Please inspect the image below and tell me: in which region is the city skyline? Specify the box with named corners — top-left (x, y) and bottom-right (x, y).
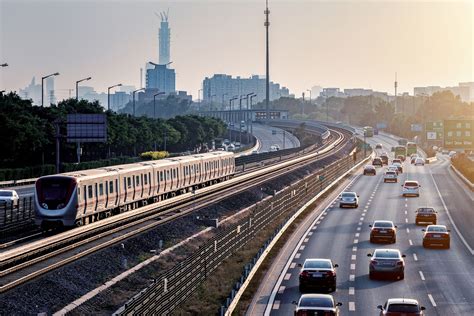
top-left (1, 0), bottom-right (472, 101)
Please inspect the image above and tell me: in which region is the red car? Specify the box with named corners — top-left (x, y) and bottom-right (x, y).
top-left (378, 298), bottom-right (426, 315)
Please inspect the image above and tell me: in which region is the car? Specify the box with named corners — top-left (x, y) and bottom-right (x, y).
top-left (368, 248), bottom-right (406, 280)
top-left (422, 225), bottom-right (451, 249)
top-left (370, 220), bottom-right (397, 243)
top-left (339, 191), bottom-right (359, 208)
top-left (377, 298), bottom-right (426, 315)
top-left (383, 171), bottom-right (398, 183)
top-left (442, 149), bottom-right (449, 155)
top-left (402, 180), bottom-right (420, 197)
top-left (0, 189), bottom-right (19, 207)
top-left (410, 156), bottom-right (418, 164)
top-left (372, 157), bottom-right (383, 167)
top-left (380, 154), bottom-right (389, 165)
top-left (392, 158), bottom-right (402, 165)
top-left (448, 151), bottom-right (457, 158)
top-left (414, 158), bottom-right (425, 166)
top-left (269, 144), bottom-right (280, 152)
top-left (415, 207), bottom-right (437, 225)
top-left (396, 155), bottom-right (406, 162)
top-left (392, 162), bottom-right (403, 173)
top-left (251, 150), bottom-right (259, 154)
top-left (375, 143), bottom-right (383, 149)
top-left (363, 165), bottom-right (376, 175)
top-left (298, 258), bottom-right (338, 292)
top-left (387, 165), bottom-right (399, 175)
top-left (293, 294), bottom-right (342, 316)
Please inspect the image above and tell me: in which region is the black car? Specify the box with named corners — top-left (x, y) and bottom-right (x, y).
top-left (415, 207), bottom-right (437, 225)
top-left (370, 220), bottom-right (397, 243)
top-left (372, 157), bottom-right (383, 167)
top-left (363, 165), bottom-right (376, 175)
top-left (380, 154), bottom-right (389, 165)
top-left (299, 258), bottom-right (338, 292)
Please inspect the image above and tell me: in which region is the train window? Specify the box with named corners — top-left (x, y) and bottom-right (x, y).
top-left (127, 177), bottom-right (132, 188)
top-left (88, 185), bottom-right (93, 199)
top-left (167, 170), bottom-right (170, 180)
top-left (99, 183), bottom-right (104, 196)
top-left (109, 181), bottom-right (114, 194)
top-left (83, 185), bottom-right (86, 200)
top-left (136, 176), bottom-right (140, 185)
top-left (124, 178), bottom-right (127, 191)
top-left (144, 174), bottom-right (148, 185)
top-left (160, 171), bottom-right (163, 181)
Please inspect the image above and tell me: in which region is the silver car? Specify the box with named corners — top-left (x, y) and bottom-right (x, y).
top-left (339, 192), bottom-right (359, 208)
top-left (368, 248), bottom-right (406, 280)
top-left (0, 189), bottom-right (19, 207)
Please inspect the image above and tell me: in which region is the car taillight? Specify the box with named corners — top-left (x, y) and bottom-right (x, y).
top-left (300, 271), bottom-right (309, 278)
top-left (297, 311), bottom-right (308, 316)
top-left (396, 261), bottom-right (404, 266)
top-left (326, 270), bottom-right (335, 277)
top-left (372, 228), bottom-right (379, 233)
top-left (425, 233), bottom-right (434, 238)
top-left (371, 260), bottom-right (378, 266)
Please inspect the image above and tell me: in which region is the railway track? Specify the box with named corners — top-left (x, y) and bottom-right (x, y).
top-left (0, 128), bottom-right (351, 293)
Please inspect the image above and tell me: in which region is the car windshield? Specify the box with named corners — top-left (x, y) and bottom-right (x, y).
top-left (300, 297), bottom-right (334, 308)
top-left (374, 250), bottom-right (400, 258)
top-left (374, 222), bottom-right (393, 228)
top-left (393, 159), bottom-right (401, 163)
top-left (385, 171), bottom-right (396, 175)
top-left (304, 260), bottom-right (332, 269)
top-left (342, 193), bottom-right (355, 198)
top-left (405, 182), bottom-right (418, 187)
top-left (0, 191), bottom-right (13, 197)
top-left (427, 226), bottom-right (447, 232)
top-left (418, 208), bottom-right (435, 213)
top-left (387, 304), bottom-right (419, 312)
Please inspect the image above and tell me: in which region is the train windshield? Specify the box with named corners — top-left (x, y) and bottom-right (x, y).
top-left (36, 177), bottom-right (76, 210)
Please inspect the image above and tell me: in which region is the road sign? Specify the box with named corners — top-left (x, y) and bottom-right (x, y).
top-left (443, 119), bottom-right (473, 150)
top-left (426, 132), bottom-right (437, 140)
top-left (425, 121), bottom-right (443, 141)
top-left (67, 114), bottom-right (107, 143)
top-left (376, 122), bottom-right (387, 129)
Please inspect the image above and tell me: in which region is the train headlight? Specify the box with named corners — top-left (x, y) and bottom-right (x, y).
top-left (42, 203), bottom-right (49, 209)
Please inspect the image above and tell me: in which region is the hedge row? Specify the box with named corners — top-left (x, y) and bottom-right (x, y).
top-left (140, 151), bottom-right (170, 161)
top-left (451, 154), bottom-right (474, 183)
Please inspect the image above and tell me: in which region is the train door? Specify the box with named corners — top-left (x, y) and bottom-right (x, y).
top-left (94, 183), bottom-right (99, 212)
top-left (82, 184), bottom-right (88, 215)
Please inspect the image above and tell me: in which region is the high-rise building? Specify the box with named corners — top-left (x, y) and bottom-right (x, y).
top-left (158, 11), bottom-right (170, 65)
top-left (202, 74), bottom-right (289, 107)
top-left (146, 64), bottom-right (176, 93)
top-left (18, 77), bottom-right (42, 105)
top-left (45, 76), bottom-right (55, 105)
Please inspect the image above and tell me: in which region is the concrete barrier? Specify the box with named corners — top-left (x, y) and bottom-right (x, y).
top-left (450, 165), bottom-right (474, 191)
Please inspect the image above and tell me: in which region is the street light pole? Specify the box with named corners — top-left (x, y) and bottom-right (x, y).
top-left (41, 72), bottom-right (60, 107)
top-left (75, 76), bottom-right (92, 100)
top-left (264, 0), bottom-right (270, 121)
top-left (132, 88), bottom-right (145, 116)
top-left (107, 83), bottom-right (122, 111)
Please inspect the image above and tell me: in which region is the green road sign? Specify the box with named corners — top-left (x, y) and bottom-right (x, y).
top-left (443, 119), bottom-right (473, 149)
top-left (425, 121), bottom-right (443, 141)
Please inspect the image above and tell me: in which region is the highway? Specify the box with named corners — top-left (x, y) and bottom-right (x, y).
top-left (249, 132), bottom-right (474, 315)
top-left (252, 123), bottom-right (300, 152)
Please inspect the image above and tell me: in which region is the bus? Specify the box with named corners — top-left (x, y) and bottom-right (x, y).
top-left (393, 146), bottom-right (407, 160)
top-left (406, 142), bottom-right (417, 156)
top-left (363, 126), bottom-right (374, 137)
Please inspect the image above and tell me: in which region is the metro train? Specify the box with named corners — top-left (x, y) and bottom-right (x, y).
top-left (34, 151), bottom-right (235, 228)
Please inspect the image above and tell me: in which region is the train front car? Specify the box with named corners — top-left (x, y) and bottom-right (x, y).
top-left (35, 175), bottom-right (79, 228)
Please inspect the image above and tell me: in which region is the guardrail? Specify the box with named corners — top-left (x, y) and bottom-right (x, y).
top-left (114, 141), bottom-right (364, 315)
top-left (0, 197), bottom-right (35, 239)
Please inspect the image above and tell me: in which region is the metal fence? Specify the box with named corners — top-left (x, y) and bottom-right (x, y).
top-left (114, 147), bottom-right (362, 315)
top-left (0, 197), bottom-right (35, 239)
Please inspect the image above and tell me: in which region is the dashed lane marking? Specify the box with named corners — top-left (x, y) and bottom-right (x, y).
top-left (349, 287), bottom-right (355, 295)
top-left (278, 286), bottom-right (285, 294)
top-left (419, 271), bottom-right (425, 281)
top-left (428, 294), bottom-right (437, 307)
top-left (405, 218), bottom-right (408, 223)
top-left (299, 245), bottom-right (306, 251)
top-left (360, 217), bottom-right (364, 221)
top-left (272, 300), bottom-right (280, 310)
top-left (316, 220), bottom-right (321, 224)
top-left (349, 302), bottom-right (356, 311)
top-left (320, 216), bottom-right (325, 220)
top-left (308, 232), bottom-right (313, 236)
top-left (413, 254), bottom-right (418, 261)
top-left (357, 227), bottom-right (361, 231)
top-left (351, 254), bottom-right (356, 260)
top-left (358, 222), bottom-right (362, 226)
top-left (407, 228), bottom-right (410, 233)
top-left (349, 274), bottom-right (355, 281)
top-left (290, 262), bottom-right (296, 269)
top-left (355, 233), bottom-right (360, 237)
top-left (405, 210), bottom-right (408, 215)
top-left (354, 239), bottom-right (359, 244)
top-left (405, 203), bottom-right (408, 207)
top-left (312, 226), bottom-right (317, 230)
top-left (409, 239), bottom-right (413, 246)
top-left (352, 246), bottom-right (357, 252)
top-left (304, 238), bottom-right (309, 243)
top-left (284, 273), bottom-right (291, 280)
top-left (350, 263), bottom-right (356, 270)
top-left (295, 253), bottom-right (301, 259)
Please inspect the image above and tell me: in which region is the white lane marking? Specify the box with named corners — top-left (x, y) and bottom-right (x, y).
top-left (405, 203), bottom-right (408, 207)
top-left (405, 218), bottom-right (408, 223)
top-left (413, 253), bottom-right (418, 261)
top-left (405, 210), bottom-right (408, 215)
top-left (308, 232), bottom-right (313, 236)
top-left (358, 222), bottom-right (362, 226)
top-left (406, 228), bottom-right (410, 233)
top-left (405, 198), bottom-right (408, 202)
top-left (352, 246), bottom-right (357, 252)
top-left (419, 271), bottom-right (425, 281)
top-left (312, 226), bottom-right (317, 230)
top-left (320, 216), bottom-right (325, 220)
top-left (360, 217), bottom-right (364, 221)
top-left (409, 239), bottom-right (413, 246)
top-left (428, 294), bottom-right (437, 307)
top-left (284, 273), bottom-right (291, 280)
top-left (316, 220), bottom-right (321, 224)
top-left (350, 263), bottom-right (356, 270)
top-left (295, 253), bottom-right (301, 259)
top-left (349, 274), bottom-right (355, 281)
top-left (349, 302), bottom-right (356, 311)
top-left (272, 300), bottom-right (280, 310)
top-left (300, 245), bottom-right (306, 251)
top-left (430, 170), bottom-right (474, 255)
top-left (351, 254), bottom-right (356, 260)
top-left (278, 286), bottom-right (285, 294)
top-left (349, 287), bottom-right (355, 295)
top-left (290, 262), bottom-right (296, 269)
top-left (357, 227), bottom-right (361, 231)
top-left (355, 233), bottom-right (360, 237)
top-left (304, 238), bottom-right (309, 243)
top-left (354, 239), bottom-right (359, 244)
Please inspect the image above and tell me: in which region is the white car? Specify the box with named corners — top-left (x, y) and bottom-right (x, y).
top-left (269, 144), bottom-right (280, 152)
top-left (414, 158), bottom-right (425, 166)
top-left (383, 171), bottom-right (398, 183)
top-left (387, 165), bottom-right (399, 174)
top-left (0, 189), bottom-right (19, 207)
top-left (339, 191), bottom-right (359, 208)
top-left (402, 180), bottom-right (421, 197)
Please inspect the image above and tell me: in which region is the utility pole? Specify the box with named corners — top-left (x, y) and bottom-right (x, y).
top-left (264, 0), bottom-right (270, 121)
top-left (394, 72), bottom-right (398, 113)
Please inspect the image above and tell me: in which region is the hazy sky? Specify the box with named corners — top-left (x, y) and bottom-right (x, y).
top-left (1, 0), bottom-right (472, 100)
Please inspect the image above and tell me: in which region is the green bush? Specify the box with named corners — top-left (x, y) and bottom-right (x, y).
top-left (140, 151), bottom-right (170, 161)
top-left (452, 154), bottom-right (474, 183)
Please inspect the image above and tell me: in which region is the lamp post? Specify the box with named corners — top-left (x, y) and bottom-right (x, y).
top-left (132, 88), bottom-right (145, 116)
top-left (75, 76), bottom-right (91, 100)
top-left (229, 96), bottom-right (238, 142)
top-left (41, 72), bottom-right (60, 107)
top-left (107, 83), bottom-right (122, 111)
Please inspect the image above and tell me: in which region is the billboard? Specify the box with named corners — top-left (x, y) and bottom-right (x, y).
top-left (67, 114), bottom-right (107, 143)
top-left (376, 122), bottom-right (387, 129)
top-left (443, 119), bottom-right (473, 149)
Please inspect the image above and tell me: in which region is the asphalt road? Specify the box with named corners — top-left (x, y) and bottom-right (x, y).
top-left (249, 132), bottom-right (474, 315)
top-left (252, 123), bottom-right (300, 153)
